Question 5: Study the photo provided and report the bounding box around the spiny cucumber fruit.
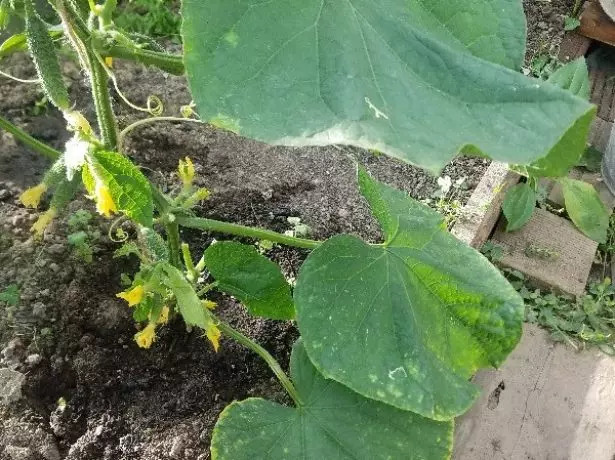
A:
[25,0,70,110]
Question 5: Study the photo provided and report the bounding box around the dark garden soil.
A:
[0,2,573,459]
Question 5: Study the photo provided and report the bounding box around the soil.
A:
[523,0,577,64]
[0,3,571,459]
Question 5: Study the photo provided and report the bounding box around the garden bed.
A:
[0,1,580,459]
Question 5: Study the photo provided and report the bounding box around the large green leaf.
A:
[203,241,295,320]
[406,0,526,69]
[182,0,593,173]
[90,150,153,227]
[525,58,594,178]
[294,169,524,419]
[211,340,453,460]
[560,178,609,244]
[502,183,536,232]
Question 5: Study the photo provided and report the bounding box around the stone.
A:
[4,446,35,460]
[451,162,519,248]
[26,354,42,366]
[454,324,615,460]
[491,208,598,296]
[0,368,26,405]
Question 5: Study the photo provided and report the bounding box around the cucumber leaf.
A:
[502,183,536,232]
[560,178,609,243]
[211,340,453,460]
[294,169,524,420]
[204,241,295,320]
[182,0,593,173]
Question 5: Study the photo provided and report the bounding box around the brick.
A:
[558,32,592,62]
[491,208,597,296]
[451,162,519,248]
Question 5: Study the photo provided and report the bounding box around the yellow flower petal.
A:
[104,57,113,68]
[134,323,156,349]
[95,183,117,217]
[178,157,195,187]
[20,184,47,209]
[202,300,217,311]
[30,208,57,237]
[206,324,221,352]
[116,285,145,307]
[157,306,170,325]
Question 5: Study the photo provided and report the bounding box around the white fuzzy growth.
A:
[64,136,89,180]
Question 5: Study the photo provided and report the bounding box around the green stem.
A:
[181,242,198,282]
[0,115,61,160]
[58,0,118,149]
[85,47,118,149]
[99,45,184,75]
[165,220,182,268]
[196,281,217,297]
[175,215,322,250]
[216,319,303,407]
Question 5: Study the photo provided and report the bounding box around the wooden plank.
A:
[589,117,614,152]
[558,32,592,61]
[491,208,597,297]
[599,73,615,121]
[451,162,519,248]
[590,69,607,108]
[454,324,615,460]
[580,0,615,47]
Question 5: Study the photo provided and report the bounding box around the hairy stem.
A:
[175,215,322,250]
[216,320,303,407]
[57,0,118,149]
[0,115,61,160]
[85,48,118,149]
[165,221,182,268]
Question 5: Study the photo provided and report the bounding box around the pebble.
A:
[11,215,24,227]
[47,244,65,255]
[0,189,11,200]
[26,354,42,366]
[4,445,35,460]
[169,435,188,459]
[32,302,47,318]
[49,263,60,273]
[0,368,26,405]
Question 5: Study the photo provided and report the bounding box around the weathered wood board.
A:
[491,209,598,296]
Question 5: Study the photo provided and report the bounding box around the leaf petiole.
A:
[215,318,303,407]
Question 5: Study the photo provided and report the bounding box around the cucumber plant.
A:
[0,0,598,458]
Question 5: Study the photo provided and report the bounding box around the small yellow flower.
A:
[20,184,47,209]
[202,300,217,310]
[116,285,145,307]
[31,208,57,237]
[134,323,157,349]
[178,157,195,187]
[104,57,113,68]
[157,306,170,325]
[206,324,221,352]
[95,183,117,217]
